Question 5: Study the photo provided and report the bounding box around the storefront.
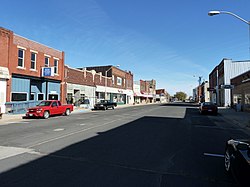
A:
[96,86,133,105]
[66,83,96,108]
[0,67,10,113]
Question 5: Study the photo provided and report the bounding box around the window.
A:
[11,92,27,101]
[112,75,115,84]
[117,77,122,86]
[45,56,49,67]
[54,59,58,74]
[38,93,44,101]
[48,94,58,100]
[52,101,58,107]
[31,52,36,70]
[30,93,35,100]
[18,49,25,67]
[245,94,250,104]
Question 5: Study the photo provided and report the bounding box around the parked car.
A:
[26,100,73,119]
[225,139,250,186]
[199,102,218,115]
[94,100,117,110]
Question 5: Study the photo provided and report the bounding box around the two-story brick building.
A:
[79,65,134,105]
[0,27,65,113]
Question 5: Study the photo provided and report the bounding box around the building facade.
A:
[0,27,65,114]
[231,70,250,112]
[209,58,250,107]
[80,66,134,105]
[155,89,170,103]
[140,79,156,103]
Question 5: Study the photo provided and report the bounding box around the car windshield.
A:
[37,101,51,106]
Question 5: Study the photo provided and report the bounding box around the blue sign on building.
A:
[42,67,54,77]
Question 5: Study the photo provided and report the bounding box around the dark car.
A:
[93,100,117,110]
[199,102,218,115]
[225,139,250,186]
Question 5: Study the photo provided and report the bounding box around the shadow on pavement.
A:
[0,108,239,187]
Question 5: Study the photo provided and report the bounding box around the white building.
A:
[209,59,250,107]
[0,67,10,113]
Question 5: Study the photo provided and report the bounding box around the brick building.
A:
[0,27,65,113]
[140,79,156,103]
[231,70,250,112]
[209,58,250,106]
[77,65,134,105]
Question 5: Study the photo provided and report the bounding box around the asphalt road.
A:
[0,103,248,187]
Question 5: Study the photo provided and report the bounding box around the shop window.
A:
[245,94,250,104]
[233,94,242,104]
[67,93,73,104]
[48,94,58,100]
[38,93,44,101]
[18,49,25,68]
[30,93,35,100]
[11,92,27,101]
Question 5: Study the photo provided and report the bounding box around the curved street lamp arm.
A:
[219,11,250,25]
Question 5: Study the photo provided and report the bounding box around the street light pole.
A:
[208,10,250,58]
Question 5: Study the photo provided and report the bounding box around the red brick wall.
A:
[1,27,65,102]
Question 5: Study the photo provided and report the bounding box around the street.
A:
[0,103,248,187]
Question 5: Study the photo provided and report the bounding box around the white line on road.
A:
[53,128,65,132]
[27,119,121,149]
[204,153,224,158]
[79,123,86,126]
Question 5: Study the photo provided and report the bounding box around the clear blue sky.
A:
[1,0,249,96]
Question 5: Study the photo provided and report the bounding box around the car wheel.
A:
[65,108,70,116]
[43,111,50,119]
[225,148,232,173]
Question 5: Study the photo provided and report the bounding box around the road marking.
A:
[27,119,121,149]
[53,128,65,132]
[204,153,224,158]
[79,123,86,126]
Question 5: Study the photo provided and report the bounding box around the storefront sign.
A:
[42,67,54,77]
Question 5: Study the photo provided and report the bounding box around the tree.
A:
[174,91,187,101]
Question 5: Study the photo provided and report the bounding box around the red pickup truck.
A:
[26,100,73,119]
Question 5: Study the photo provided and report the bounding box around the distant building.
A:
[155,89,170,103]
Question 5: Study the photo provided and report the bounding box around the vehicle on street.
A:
[225,139,250,186]
[26,100,73,119]
[93,100,117,110]
[199,102,218,115]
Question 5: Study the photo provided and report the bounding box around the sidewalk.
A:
[218,107,250,135]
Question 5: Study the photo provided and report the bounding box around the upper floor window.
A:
[45,56,50,67]
[18,49,25,67]
[54,59,59,74]
[112,75,115,84]
[117,77,122,86]
[30,52,37,70]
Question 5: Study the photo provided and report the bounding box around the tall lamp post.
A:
[208,10,250,106]
[208,10,250,57]
[105,65,119,100]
